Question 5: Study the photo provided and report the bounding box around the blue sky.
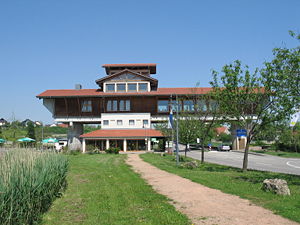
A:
[1,0,300,124]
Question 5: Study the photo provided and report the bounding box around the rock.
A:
[183,161,198,169]
[262,179,291,195]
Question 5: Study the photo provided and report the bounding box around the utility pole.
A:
[176,94,179,166]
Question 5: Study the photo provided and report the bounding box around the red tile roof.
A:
[80,129,164,138]
[102,63,156,67]
[37,87,212,98]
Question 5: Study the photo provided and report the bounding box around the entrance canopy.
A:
[80,129,164,139]
[80,129,164,152]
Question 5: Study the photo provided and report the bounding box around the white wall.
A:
[101,113,151,129]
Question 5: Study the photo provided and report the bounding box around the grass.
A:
[42,154,190,225]
[251,150,300,158]
[0,149,68,225]
[141,153,300,223]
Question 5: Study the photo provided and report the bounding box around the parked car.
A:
[217,143,231,151]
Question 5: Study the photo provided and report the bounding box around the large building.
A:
[37,63,215,152]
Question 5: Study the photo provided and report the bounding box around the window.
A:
[106,100,118,111]
[129,120,135,126]
[158,100,169,112]
[112,100,117,111]
[209,100,218,111]
[117,83,126,92]
[128,83,137,92]
[196,100,207,112]
[81,100,92,112]
[143,119,149,126]
[103,120,109,126]
[170,100,182,111]
[183,100,194,112]
[106,84,115,92]
[138,83,148,92]
[117,120,123,126]
[125,100,130,111]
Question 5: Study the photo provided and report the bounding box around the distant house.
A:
[57,123,68,128]
[215,126,230,136]
[0,118,8,126]
[21,119,41,127]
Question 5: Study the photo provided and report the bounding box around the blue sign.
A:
[236,129,247,137]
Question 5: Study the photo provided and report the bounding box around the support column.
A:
[82,139,86,153]
[123,139,127,152]
[147,138,151,151]
[67,122,83,151]
[106,139,110,149]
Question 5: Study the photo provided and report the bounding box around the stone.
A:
[262,179,291,195]
[183,161,198,169]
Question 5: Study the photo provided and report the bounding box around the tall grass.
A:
[0,149,68,225]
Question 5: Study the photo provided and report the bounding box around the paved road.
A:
[180,149,300,175]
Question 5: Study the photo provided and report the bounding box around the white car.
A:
[217,144,231,151]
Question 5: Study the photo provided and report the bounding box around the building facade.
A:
[37,63,215,152]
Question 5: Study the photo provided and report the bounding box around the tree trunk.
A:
[201,143,205,163]
[242,136,251,172]
[185,144,187,157]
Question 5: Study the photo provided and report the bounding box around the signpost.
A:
[236,129,247,137]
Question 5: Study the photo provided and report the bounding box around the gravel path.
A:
[126,154,299,225]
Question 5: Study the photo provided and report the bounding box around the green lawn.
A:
[251,150,300,158]
[42,154,190,225]
[141,153,300,223]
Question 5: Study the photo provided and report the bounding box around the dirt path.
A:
[126,154,299,225]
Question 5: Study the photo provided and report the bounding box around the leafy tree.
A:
[0,126,3,139]
[211,56,298,171]
[27,122,36,139]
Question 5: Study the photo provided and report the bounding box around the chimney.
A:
[75,84,82,90]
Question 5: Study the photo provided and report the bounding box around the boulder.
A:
[262,179,291,195]
[183,161,198,169]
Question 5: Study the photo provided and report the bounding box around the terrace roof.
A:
[80,129,164,138]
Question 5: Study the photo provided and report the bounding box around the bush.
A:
[0,149,68,225]
[105,147,120,154]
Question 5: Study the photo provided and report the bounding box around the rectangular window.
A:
[81,100,92,112]
[117,83,126,92]
[129,120,135,126]
[125,100,130,111]
[209,100,218,111]
[143,119,149,126]
[119,100,125,111]
[117,120,123,126]
[107,100,112,111]
[112,100,117,111]
[128,83,137,92]
[158,100,169,112]
[106,84,115,92]
[138,83,148,92]
[170,100,182,111]
[183,100,194,112]
[103,120,109,126]
[196,100,207,112]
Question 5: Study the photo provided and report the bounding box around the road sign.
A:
[236,129,247,137]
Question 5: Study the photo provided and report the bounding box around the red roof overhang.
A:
[36,87,212,98]
[80,129,164,138]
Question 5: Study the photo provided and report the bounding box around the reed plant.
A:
[0,149,68,225]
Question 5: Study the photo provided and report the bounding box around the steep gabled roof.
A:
[95,69,158,87]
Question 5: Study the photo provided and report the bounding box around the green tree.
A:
[0,126,3,139]
[211,57,298,171]
[27,122,36,139]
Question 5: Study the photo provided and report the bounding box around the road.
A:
[179,149,300,175]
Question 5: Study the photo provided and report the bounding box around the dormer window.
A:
[128,83,137,92]
[138,83,148,92]
[106,84,115,92]
[117,83,126,92]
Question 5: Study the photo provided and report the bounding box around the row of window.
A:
[81,99,217,113]
[106,82,148,92]
[157,100,218,112]
[103,119,149,126]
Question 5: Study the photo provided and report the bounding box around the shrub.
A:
[0,149,68,225]
[105,147,120,154]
